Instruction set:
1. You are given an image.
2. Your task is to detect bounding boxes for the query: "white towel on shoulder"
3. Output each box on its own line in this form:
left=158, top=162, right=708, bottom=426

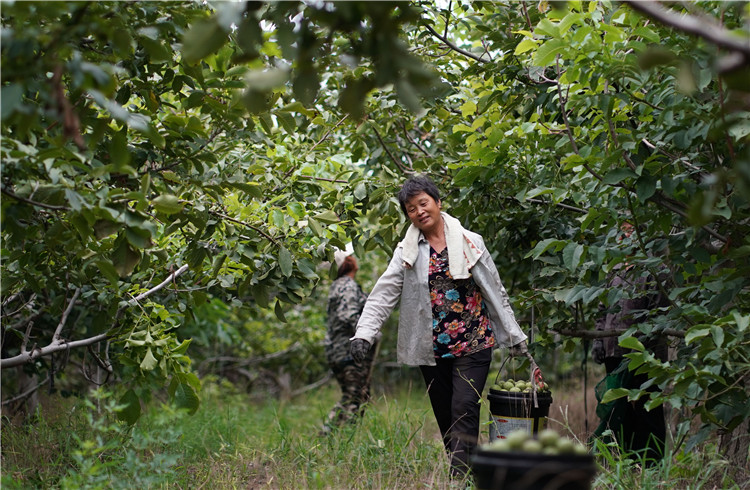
left=400, top=212, right=483, bottom=279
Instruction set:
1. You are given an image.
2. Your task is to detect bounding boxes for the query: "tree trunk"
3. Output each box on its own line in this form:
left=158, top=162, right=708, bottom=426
left=719, top=414, right=750, bottom=481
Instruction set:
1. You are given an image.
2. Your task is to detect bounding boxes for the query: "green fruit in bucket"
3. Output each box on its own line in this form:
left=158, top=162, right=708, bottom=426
left=503, top=381, right=514, bottom=390
left=538, top=429, right=559, bottom=448
left=509, top=387, right=521, bottom=392
left=574, top=443, right=589, bottom=456
left=556, top=438, right=576, bottom=454
left=487, top=439, right=510, bottom=452
left=506, top=430, right=529, bottom=450
left=522, top=439, right=543, bottom=453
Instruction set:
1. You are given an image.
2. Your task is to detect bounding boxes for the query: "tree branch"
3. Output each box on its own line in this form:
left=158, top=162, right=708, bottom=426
left=421, top=23, right=490, bottom=63
left=0, top=375, right=50, bottom=406
left=2, top=265, right=190, bottom=369
left=297, top=175, right=349, bottom=184
left=552, top=328, right=685, bottom=339
left=1, top=185, right=69, bottom=211
left=399, top=120, right=431, bottom=157
left=622, top=1, right=750, bottom=60
left=53, top=288, right=81, bottom=341
left=372, top=125, right=414, bottom=174
left=554, top=58, right=605, bottom=182
left=209, top=210, right=279, bottom=245
left=115, top=264, right=190, bottom=320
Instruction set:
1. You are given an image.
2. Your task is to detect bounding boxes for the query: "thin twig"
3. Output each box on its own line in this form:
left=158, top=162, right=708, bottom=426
left=372, top=125, right=414, bottom=174
left=399, top=120, right=431, bottom=157
left=1, top=186, right=69, bottom=211
left=0, top=375, right=49, bottom=406
left=555, top=58, right=604, bottom=181
left=53, top=288, right=81, bottom=341
left=421, top=23, right=489, bottom=63
left=209, top=210, right=279, bottom=245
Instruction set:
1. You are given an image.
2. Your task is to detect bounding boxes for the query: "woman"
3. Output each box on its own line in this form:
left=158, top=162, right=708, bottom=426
left=322, top=245, right=376, bottom=433
left=350, top=175, right=533, bottom=476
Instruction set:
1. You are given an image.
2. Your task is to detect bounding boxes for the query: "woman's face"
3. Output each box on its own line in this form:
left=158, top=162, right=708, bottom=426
left=405, top=191, right=442, bottom=234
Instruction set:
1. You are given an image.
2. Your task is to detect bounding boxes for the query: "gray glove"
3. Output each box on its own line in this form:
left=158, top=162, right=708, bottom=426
left=509, top=340, right=529, bottom=357
left=350, top=338, right=371, bottom=363
left=592, top=339, right=605, bottom=364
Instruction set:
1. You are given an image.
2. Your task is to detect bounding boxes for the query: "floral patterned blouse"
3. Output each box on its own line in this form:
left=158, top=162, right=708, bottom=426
left=429, top=246, right=495, bottom=358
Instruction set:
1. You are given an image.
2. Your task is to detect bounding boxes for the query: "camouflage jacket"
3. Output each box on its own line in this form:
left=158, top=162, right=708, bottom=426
left=325, top=276, right=368, bottom=364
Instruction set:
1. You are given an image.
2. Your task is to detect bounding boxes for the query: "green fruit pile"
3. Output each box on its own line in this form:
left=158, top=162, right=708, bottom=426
left=485, top=429, right=588, bottom=456
left=490, top=379, right=550, bottom=393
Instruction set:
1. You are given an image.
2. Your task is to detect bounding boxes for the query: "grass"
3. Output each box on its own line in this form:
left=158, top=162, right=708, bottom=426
left=2, top=372, right=749, bottom=489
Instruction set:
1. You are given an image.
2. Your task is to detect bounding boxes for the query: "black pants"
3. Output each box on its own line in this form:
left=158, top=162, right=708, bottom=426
left=604, top=357, right=666, bottom=464
left=420, top=348, right=492, bottom=476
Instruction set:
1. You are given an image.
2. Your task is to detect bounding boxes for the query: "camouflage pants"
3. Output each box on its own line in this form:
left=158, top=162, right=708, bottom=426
left=325, top=358, right=374, bottom=427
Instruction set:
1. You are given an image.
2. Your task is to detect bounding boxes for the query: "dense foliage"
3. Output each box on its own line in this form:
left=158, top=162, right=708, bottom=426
left=2, top=0, right=749, bottom=461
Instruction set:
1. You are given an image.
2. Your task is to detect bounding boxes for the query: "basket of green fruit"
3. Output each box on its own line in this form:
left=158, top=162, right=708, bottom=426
left=471, top=429, right=596, bottom=490
left=488, top=375, right=552, bottom=440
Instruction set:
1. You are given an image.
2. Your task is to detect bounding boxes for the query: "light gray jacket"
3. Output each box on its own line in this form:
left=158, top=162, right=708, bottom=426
left=353, top=229, right=527, bottom=366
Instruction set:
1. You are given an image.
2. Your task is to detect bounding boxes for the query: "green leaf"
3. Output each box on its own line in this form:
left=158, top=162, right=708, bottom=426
left=94, top=219, right=121, bottom=239
left=245, top=67, right=290, bottom=91
left=526, top=238, right=565, bottom=259
left=339, top=78, right=373, bottom=121
left=533, top=39, right=566, bottom=67
left=125, top=226, right=152, bottom=249
left=152, top=194, right=185, bottom=215
left=172, top=339, right=192, bottom=355
left=307, top=217, right=323, bottom=236
left=1, top=84, right=24, bottom=120
left=276, top=111, right=296, bottom=134
left=633, top=26, right=660, bottom=44
left=116, top=389, right=141, bottom=425
left=710, top=325, right=724, bottom=348
left=602, top=168, right=638, bottom=185
left=274, top=299, right=287, bottom=323
left=453, top=166, right=486, bottom=186
left=601, top=387, right=629, bottom=404
left=635, top=174, right=657, bottom=203
left=112, top=238, right=141, bottom=277
left=396, top=79, right=422, bottom=113
left=293, top=67, right=320, bottom=106
left=140, top=347, right=158, bottom=371
left=182, top=17, right=228, bottom=65
left=250, top=283, right=268, bottom=308
left=535, top=19, right=560, bottom=37
left=562, top=242, right=584, bottom=272
left=618, top=336, right=645, bottom=352
left=313, top=210, right=339, bottom=224
left=460, top=101, right=477, bottom=117
left=171, top=382, right=200, bottom=415
left=96, top=260, right=120, bottom=287
left=514, top=38, right=538, bottom=55
left=279, top=246, right=293, bottom=277
left=353, top=182, right=367, bottom=200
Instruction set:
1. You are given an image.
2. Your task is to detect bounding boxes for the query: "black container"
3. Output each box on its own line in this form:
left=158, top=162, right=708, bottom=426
left=488, top=389, right=553, bottom=439
left=471, top=448, right=596, bottom=490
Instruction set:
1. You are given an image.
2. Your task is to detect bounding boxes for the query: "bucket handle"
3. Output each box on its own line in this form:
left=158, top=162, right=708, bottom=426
left=492, top=350, right=545, bottom=409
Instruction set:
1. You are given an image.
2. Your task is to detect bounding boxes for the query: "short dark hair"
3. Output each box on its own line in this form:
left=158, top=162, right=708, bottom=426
left=397, top=175, right=441, bottom=216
